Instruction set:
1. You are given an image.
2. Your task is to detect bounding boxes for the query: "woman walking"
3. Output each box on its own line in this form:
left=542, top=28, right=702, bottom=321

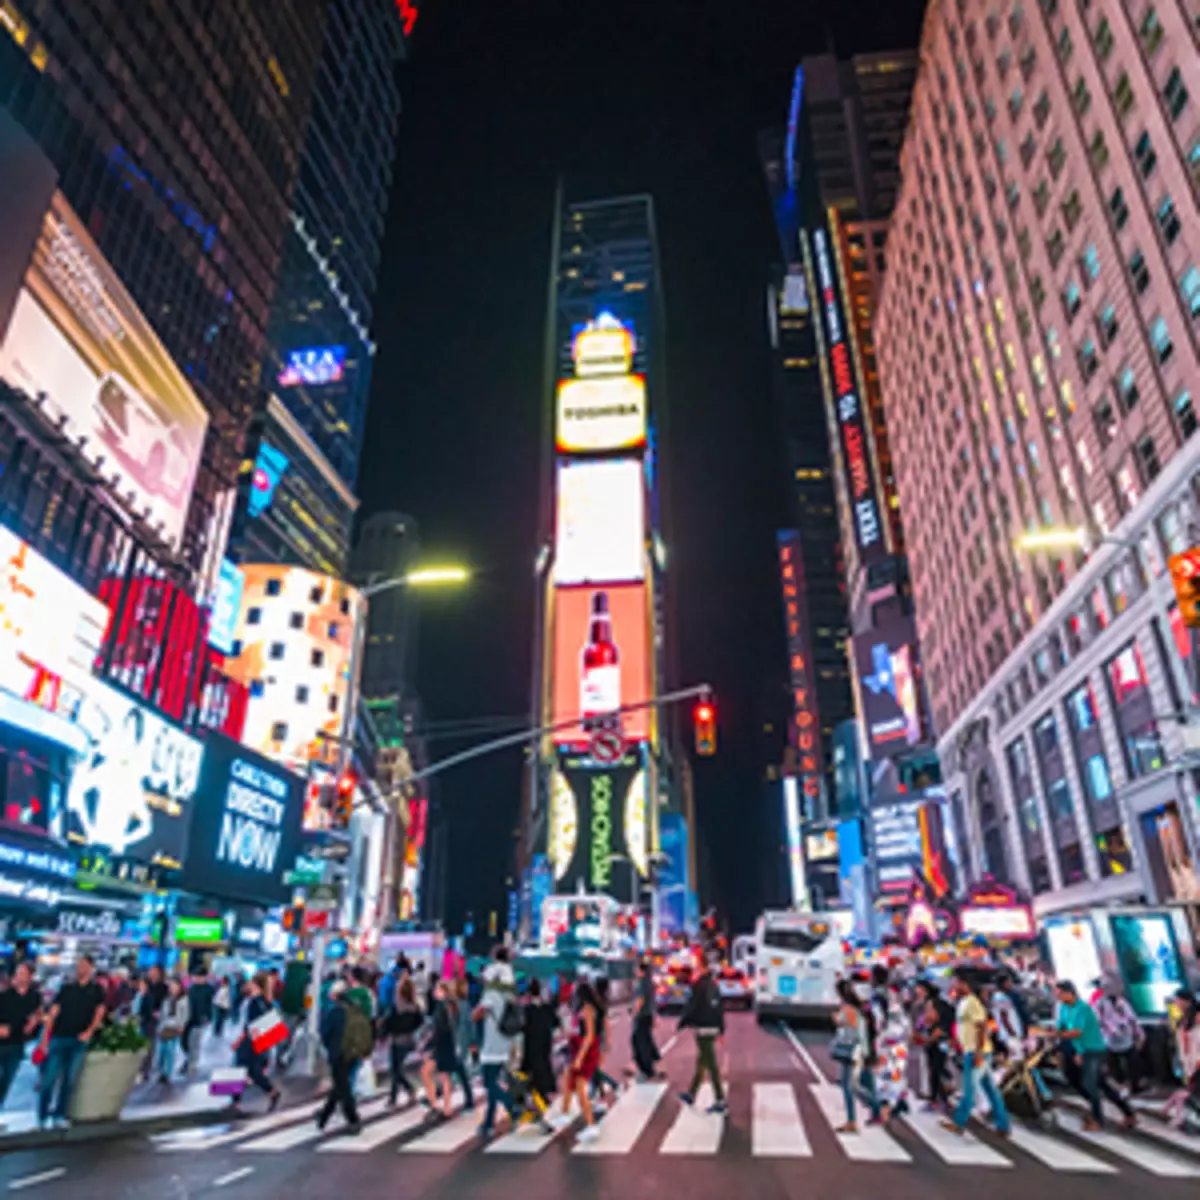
left=230, top=973, right=281, bottom=1112
left=155, top=979, right=189, bottom=1083
left=521, top=978, right=558, bottom=1118
left=421, top=981, right=472, bottom=1117
left=385, top=977, right=423, bottom=1107
left=869, top=965, right=912, bottom=1121
left=833, top=979, right=875, bottom=1133
left=560, top=977, right=602, bottom=1143
left=912, top=979, right=954, bottom=1113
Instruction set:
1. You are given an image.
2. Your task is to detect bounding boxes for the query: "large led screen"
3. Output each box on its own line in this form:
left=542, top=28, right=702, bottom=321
left=556, top=374, right=647, bottom=455
left=551, top=583, right=650, bottom=745
left=555, top=458, right=644, bottom=585
left=223, top=565, right=363, bottom=774
left=0, top=194, right=209, bottom=551
left=854, top=617, right=925, bottom=756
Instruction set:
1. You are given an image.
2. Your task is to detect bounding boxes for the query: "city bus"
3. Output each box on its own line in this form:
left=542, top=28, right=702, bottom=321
left=753, top=909, right=846, bottom=1023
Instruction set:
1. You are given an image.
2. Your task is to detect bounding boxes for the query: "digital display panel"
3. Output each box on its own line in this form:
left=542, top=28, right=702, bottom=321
left=277, top=345, right=346, bottom=388
left=555, top=458, right=644, bottom=585
left=556, top=374, right=648, bottom=455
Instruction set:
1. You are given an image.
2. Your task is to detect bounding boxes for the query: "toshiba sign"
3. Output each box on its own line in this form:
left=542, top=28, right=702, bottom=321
left=555, top=374, right=648, bottom=454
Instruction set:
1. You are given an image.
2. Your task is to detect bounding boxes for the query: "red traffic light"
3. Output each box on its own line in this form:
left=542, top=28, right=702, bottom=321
left=693, top=697, right=717, bottom=756
left=336, top=773, right=356, bottom=799
left=695, top=703, right=714, bottom=723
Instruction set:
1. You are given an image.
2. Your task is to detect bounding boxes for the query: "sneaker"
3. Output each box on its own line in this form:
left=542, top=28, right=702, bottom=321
left=677, top=1092, right=694, bottom=1107
left=268, top=1092, right=281, bottom=1114
left=706, top=1102, right=727, bottom=1116
left=343, top=1122, right=362, bottom=1136
left=835, top=1121, right=858, bottom=1134
left=939, top=1119, right=965, bottom=1137
left=577, top=1124, right=600, bottom=1144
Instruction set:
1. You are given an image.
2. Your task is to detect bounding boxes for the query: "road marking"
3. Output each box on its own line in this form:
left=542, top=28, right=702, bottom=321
left=486, top=1115, right=572, bottom=1155
left=7, top=1169, right=66, bottom=1192
left=318, top=1103, right=429, bottom=1153
left=239, top=1097, right=388, bottom=1150
left=1006, top=1124, right=1117, bottom=1172
left=213, top=1167, right=255, bottom=1188
left=1062, top=1096, right=1200, bottom=1157
left=902, top=1108, right=1011, bottom=1166
left=660, top=1033, right=679, bottom=1057
left=1055, top=1110, right=1200, bottom=1177
left=752, top=1082, right=811, bottom=1158
left=155, top=1103, right=323, bottom=1150
left=808, top=1084, right=910, bottom=1162
left=660, top=1085, right=725, bottom=1155
left=572, top=1080, right=667, bottom=1155
left=782, top=1024, right=826, bottom=1082
left=399, top=1108, right=480, bottom=1154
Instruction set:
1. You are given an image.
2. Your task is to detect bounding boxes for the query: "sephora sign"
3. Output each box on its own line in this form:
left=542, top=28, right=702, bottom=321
left=180, top=735, right=304, bottom=905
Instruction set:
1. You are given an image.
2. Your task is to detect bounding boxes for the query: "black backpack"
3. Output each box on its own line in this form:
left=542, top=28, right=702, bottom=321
left=498, top=998, right=524, bottom=1038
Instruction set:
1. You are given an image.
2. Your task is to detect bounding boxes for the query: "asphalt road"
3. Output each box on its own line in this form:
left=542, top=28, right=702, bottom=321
left=2, top=1010, right=1198, bottom=1199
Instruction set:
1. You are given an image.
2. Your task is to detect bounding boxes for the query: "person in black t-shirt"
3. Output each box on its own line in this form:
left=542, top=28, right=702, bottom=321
left=37, top=955, right=106, bottom=1127
left=0, top=962, right=43, bottom=1115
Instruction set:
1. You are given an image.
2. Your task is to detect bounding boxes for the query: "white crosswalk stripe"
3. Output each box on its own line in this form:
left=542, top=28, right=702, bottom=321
left=808, top=1084, right=910, bottom=1162
left=238, top=1100, right=388, bottom=1152
left=751, top=1083, right=810, bottom=1158
left=660, top=1085, right=726, bottom=1156
left=318, top=1103, right=429, bottom=1153
left=571, top=1081, right=668, bottom=1155
left=1005, top=1123, right=1117, bottom=1173
left=1054, top=1111, right=1200, bottom=1177
left=902, top=1107, right=1011, bottom=1167
left=398, top=1108, right=480, bottom=1154
left=485, top=1114, right=573, bottom=1156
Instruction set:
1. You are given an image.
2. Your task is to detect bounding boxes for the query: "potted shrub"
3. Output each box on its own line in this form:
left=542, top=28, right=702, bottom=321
left=69, top=1018, right=149, bottom=1123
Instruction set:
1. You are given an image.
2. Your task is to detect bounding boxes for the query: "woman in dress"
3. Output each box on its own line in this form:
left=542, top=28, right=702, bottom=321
left=869, top=964, right=911, bottom=1121
left=559, top=977, right=601, bottom=1143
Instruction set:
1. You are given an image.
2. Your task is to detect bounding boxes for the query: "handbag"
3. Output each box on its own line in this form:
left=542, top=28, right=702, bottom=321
left=831, top=1027, right=859, bottom=1064
left=209, top=1067, right=248, bottom=1097
left=248, top=1008, right=288, bottom=1056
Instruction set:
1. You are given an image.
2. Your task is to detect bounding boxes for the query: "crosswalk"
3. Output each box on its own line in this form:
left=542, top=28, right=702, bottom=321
left=152, top=1080, right=1200, bottom=1177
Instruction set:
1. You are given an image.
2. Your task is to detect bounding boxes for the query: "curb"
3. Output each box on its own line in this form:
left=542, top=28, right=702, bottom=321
left=0, top=1102, right=248, bottom=1153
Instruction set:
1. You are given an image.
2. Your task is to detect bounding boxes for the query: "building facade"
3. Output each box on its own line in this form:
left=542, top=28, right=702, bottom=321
left=1, top=0, right=326, bottom=584
left=876, top=0, right=1200, bottom=914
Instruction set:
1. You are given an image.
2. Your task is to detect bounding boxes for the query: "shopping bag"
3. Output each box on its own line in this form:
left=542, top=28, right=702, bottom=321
left=248, top=1008, right=288, bottom=1056
left=355, top=1056, right=377, bottom=1099
left=209, top=1067, right=248, bottom=1097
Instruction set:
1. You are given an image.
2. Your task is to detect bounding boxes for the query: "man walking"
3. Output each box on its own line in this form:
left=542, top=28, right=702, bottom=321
left=940, top=968, right=1011, bottom=1138
left=631, top=958, right=662, bottom=1081
left=182, top=968, right=214, bottom=1078
left=677, top=957, right=726, bottom=1115
left=0, top=963, right=42, bottom=1123
left=37, top=955, right=106, bottom=1128
left=316, top=983, right=364, bottom=1135
left=473, top=946, right=520, bottom=1139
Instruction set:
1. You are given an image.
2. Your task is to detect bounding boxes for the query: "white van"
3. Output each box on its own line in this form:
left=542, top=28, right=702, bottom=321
left=753, top=909, right=845, bottom=1022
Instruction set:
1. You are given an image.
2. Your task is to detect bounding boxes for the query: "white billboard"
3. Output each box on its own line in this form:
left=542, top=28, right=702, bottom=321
left=0, top=194, right=209, bottom=550
left=555, top=458, right=644, bottom=585
left=555, top=374, right=647, bottom=455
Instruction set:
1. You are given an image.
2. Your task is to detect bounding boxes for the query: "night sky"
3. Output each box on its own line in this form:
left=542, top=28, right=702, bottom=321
left=358, top=0, right=927, bottom=935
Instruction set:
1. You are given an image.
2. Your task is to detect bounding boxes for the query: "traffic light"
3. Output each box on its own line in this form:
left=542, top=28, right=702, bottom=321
left=1168, top=549, right=1200, bottom=628
left=282, top=897, right=305, bottom=932
left=693, top=696, right=717, bottom=756
left=334, top=772, right=356, bottom=826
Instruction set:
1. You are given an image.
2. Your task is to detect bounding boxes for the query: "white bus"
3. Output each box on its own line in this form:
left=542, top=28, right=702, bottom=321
left=753, top=909, right=846, bottom=1023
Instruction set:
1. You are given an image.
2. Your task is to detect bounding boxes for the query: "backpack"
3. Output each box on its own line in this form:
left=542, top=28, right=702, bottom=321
left=341, top=1002, right=374, bottom=1062
left=498, top=998, right=524, bottom=1038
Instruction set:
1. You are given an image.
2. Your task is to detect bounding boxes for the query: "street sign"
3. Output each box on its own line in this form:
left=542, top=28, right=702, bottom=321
left=306, top=882, right=342, bottom=911
left=303, top=909, right=332, bottom=932
left=589, top=727, right=625, bottom=764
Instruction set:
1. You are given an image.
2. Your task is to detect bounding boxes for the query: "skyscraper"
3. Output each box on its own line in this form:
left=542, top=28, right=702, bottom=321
left=1, top=1, right=326, bottom=582
left=876, top=0, right=1200, bottom=913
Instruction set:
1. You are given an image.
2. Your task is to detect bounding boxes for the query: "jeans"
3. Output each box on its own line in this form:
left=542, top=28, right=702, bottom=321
left=317, top=1056, right=360, bottom=1128
left=1073, top=1049, right=1133, bottom=1124
left=39, top=1037, right=88, bottom=1123
left=926, top=1041, right=950, bottom=1106
left=688, top=1035, right=724, bottom=1104
left=389, top=1040, right=418, bottom=1104
left=182, top=1023, right=203, bottom=1073
left=838, top=1060, right=881, bottom=1123
left=0, top=1045, right=23, bottom=1108
left=952, top=1052, right=1010, bottom=1133
left=156, top=1037, right=178, bottom=1080
left=480, top=1062, right=516, bottom=1133
left=213, top=1007, right=229, bottom=1038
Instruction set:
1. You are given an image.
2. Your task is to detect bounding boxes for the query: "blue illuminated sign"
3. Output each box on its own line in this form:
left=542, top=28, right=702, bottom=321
left=209, top=559, right=244, bottom=655
left=277, top=345, right=347, bottom=388
left=247, top=442, right=289, bottom=518
left=0, top=837, right=76, bottom=881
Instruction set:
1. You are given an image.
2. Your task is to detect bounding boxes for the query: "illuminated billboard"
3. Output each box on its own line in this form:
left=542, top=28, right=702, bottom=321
left=782, top=777, right=807, bottom=908
left=222, top=565, right=364, bottom=774
left=0, top=193, right=209, bottom=551
left=246, top=442, right=289, bottom=519
left=555, top=458, right=644, bottom=585
left=0, top=527, right=109, bottom=704
left=277, top=345, right=346, bottom=388
left=809, top=225, right=885, bottom=564
left=854, top=617, right=925, bottom=757
left=548, top=749, right=648, bottom=891
left=556, top=374, right=648, bottom=455
left=870, top=799, right=926, bottom=895
left=551, top=583, right=651, bottom=745
left=777, top=532, right=824, bottom=813
left=208, top=559, right=245, bottom=656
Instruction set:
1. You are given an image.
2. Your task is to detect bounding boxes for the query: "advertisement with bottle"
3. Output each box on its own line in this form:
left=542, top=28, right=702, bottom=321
left=547, top=749, right=647, bottom=893
left=0, top=192, right=208, bottom=551
left=551, top=583, right=651, bottom=744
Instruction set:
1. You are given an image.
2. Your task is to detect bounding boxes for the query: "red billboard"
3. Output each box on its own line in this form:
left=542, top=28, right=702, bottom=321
left=551, top=583, right=651, bottom=745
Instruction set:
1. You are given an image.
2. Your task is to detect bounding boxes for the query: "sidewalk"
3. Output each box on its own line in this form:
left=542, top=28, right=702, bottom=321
left=0, top=1025, right=332, bottom=1151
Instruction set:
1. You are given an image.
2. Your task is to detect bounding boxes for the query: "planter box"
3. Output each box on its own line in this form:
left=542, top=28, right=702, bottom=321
left=69, top=1049, right=143, bottom=1123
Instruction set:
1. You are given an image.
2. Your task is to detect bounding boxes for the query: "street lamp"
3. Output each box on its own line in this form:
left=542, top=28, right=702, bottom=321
left=1015, top=525, right=1194, bottom=722
left=361, top=563, right=471, bottom=597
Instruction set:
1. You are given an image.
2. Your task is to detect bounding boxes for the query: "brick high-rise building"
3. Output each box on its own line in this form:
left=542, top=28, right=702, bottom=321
left=876, top=0, right=1200, bottom=914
